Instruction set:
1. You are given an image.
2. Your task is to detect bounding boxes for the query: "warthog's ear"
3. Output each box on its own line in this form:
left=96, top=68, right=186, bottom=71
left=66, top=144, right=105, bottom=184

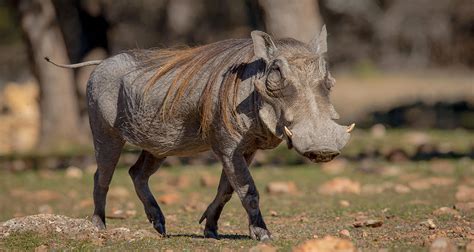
left=251, top=31, right=278, bottom=63
left=309, top=25, right=328, bottom=56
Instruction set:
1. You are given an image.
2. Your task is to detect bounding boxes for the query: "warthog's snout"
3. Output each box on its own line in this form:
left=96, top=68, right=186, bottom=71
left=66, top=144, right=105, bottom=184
left=303, top=149, right=340, bottom=163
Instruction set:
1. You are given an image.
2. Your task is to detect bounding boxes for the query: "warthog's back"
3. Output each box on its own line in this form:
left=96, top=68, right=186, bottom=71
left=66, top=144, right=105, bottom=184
left=86, top=40, right=258, bottom=157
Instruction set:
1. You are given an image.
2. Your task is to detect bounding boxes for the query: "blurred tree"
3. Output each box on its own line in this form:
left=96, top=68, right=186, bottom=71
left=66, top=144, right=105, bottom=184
left=258, top=0, right=322, bottom=42
left=15, top=0, right=85, bottom=151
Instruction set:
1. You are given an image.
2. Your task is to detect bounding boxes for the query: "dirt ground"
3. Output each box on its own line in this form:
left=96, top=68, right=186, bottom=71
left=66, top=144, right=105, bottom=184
left=0, top=130, right=473, bottom=251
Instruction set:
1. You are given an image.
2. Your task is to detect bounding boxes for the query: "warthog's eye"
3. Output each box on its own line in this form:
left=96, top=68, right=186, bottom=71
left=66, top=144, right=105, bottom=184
left=267, top=65, right=282, bottom=83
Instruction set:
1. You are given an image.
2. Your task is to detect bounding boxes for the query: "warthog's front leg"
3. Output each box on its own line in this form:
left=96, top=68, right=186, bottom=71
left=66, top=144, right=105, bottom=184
left=200, top=152, right=255, bottom=239
left=214, top=151, right=270, bottom=241
left=129, top=151, right=167, bottom=235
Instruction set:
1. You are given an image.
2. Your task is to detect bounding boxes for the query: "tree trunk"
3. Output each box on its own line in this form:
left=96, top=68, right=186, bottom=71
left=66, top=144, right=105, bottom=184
left=17, top=0, right=84, bottom=151
left=258, top=0, right=322, bottom=43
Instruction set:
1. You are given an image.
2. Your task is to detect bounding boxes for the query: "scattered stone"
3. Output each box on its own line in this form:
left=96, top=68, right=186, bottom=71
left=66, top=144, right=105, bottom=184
left=421, top=219, right=436, bottom=230
left=292, top=235, right=355, bottom=252
left=454, top=202, right=474, bottom=212
left=466, top=241, right=474, bottom=252
left=318, top=178, right=361, bottom=195
left=38, top=204, right=53, bottom=214
left=158, top=193, right=180, bottom=205
left=430, top=160, right=455, bottom=175
left=432, top=207, right=460, bottom=217
left=266, top=181, right=298, bottom=194
left=430, top=237, right=456, bottom=252
left=405, top=131, right=430, bottom=146
left=409, top=179, right=432, bottom=190
left=370, top=124, right=386, bottom=138
left=65, top=166, right=83, bottom=179
left=108, top=186, right=130, bottom=199
left=339, top=200, right=350, bottom=207
left=270, top=210, right=278, bottom=217
left=34, top=244, right=48, bottom=252
left=200, top=174, right=218, bottom=187
left=394, top=184, right=411, bottom=194
left=353, top=219, right=383, bottom=228
left=339, top=229, right=351, bottom=238
left=169, top=175, right=190, bottom=189
left=321, top=158, right=347, bottom=175
left=386, top=148, right=409, bottom=163
left=380, top=166, right=401, bottom=177
left=107, top=209, right=128, bottom=219
left=0, top=214, right=98, bottom=240
left=455, top=185, right=474, bottom=202
left=408, top=177, right=454, bottom=191
left=362, top=182, right=394, bottom=194
left=250, top=243, right=277, bottom=252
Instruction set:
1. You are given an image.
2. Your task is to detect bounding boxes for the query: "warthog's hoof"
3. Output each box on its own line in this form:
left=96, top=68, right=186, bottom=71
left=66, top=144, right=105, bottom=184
left=249, top=226, right=272, bottom=241
left=203, top=227, right=219, bottom=239
left=153, top=221, right=166, bottom=236
left=91, top=215, right=106, bottom=230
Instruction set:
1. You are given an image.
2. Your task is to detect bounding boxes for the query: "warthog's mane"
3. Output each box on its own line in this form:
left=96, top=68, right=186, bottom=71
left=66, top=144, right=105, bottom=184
left=134, top=38, right=307, bottom=138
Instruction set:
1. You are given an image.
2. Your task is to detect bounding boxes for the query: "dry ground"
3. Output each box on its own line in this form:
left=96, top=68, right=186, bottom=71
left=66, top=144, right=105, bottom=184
left=0, top=129, right=473, bottom=251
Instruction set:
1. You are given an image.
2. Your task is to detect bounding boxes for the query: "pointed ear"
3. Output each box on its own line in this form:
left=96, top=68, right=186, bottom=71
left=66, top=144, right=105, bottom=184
left=251, top=30, right=278, bottom=62
left=309, top=25, right=328, bottom=55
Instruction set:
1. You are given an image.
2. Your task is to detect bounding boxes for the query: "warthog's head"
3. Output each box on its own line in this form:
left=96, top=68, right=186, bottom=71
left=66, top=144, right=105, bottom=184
left=252, top=26, right=354, bottom=163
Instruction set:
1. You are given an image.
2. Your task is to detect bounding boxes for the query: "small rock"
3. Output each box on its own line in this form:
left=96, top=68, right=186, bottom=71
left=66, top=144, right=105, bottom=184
left=455, top=185, right=474, bottom=202
left=65, top=166, right=83, bottom=179
left=270, top=210, right=278, bottom=217
left=292, top=235, right=355, bottom=252
left=34, top=244, right=48, bottom=252
left=339, top=200, right=350, bottom=207
left=318, top=178, right=361, bottom=195
left=365, top=219, right=383, bottom=228
left=430, top=237, right=456, bottom=252
left=200, top=174, right=218, bottom=187
left=371, top=124, right=386, bottom=138
left=432, top=207, right=460, bottom=217
left=409, top=179, right=432, bottom=190
left=107, top=209, right=127, bottom=219
left=353, top=219, right=383, bottom=228
left=394, top=184, right=411, bottom=194
left=430, top=160, right=455, bottom=175
left=454, top=202, right=474, bottom=212
left=466, top=241, right=474, bottom=252
left=421, top=219, right=436, bottom=229
left=158, top=193, right=180, bottom=205
left=339, top=229, right=351, bottom=238
left=250, top=243, right=277, bottom=252
left=38, top=205, right=53, bottom=214
left=109, top=186, right=130, bottom=199
left=266, top=181, right=298, bottom=194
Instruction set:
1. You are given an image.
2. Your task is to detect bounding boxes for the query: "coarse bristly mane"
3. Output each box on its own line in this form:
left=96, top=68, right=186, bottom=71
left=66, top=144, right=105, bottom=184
left=134, top=39, right=256, bottom=138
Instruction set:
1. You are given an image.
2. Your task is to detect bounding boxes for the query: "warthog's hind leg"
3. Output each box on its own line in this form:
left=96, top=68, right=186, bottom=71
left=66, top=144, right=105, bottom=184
left=129, top=151, right=167, bottom=235
left=200, top=152, right=255, bottom=239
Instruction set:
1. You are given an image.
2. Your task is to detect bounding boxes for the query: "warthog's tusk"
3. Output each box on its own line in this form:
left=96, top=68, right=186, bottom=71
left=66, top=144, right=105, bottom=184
left=284, top=126, right=293, bottom=138
left=346, top=123, right=356, bottom=133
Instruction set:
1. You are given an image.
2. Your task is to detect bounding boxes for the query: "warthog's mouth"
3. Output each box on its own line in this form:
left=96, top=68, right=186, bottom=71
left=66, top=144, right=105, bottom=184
left=303, top=150, right=340, bottom=163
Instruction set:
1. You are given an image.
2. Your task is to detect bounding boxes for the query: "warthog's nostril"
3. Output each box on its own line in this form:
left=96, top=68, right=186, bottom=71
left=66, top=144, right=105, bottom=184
left=303, top=150, right=340, bottom=162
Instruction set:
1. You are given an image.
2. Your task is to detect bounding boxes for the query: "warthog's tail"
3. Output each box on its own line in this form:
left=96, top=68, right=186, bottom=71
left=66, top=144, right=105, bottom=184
left=44, top=57, right=102, bottom=69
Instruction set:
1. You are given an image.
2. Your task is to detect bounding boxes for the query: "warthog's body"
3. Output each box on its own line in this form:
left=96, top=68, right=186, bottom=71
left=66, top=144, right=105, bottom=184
left=48, top=26, right=353, bottom=240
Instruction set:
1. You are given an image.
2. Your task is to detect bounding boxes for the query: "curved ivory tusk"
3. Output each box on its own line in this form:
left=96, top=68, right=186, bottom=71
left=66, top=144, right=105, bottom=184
left=346, top=123, right=356, bottom=133
left=284, top=126, right=293, bottom=138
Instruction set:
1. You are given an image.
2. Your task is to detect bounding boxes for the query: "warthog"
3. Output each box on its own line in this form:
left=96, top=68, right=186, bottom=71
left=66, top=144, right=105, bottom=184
left=46, top=26, right=354, bottom=241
